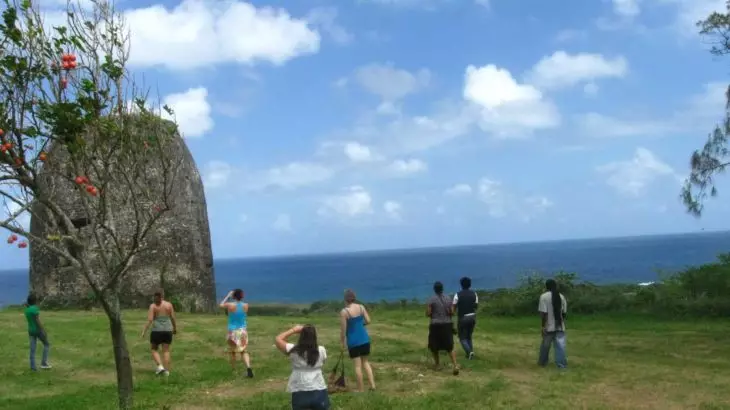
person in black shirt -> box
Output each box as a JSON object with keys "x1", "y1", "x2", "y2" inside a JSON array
[{"x1": 452, "y1": 277, "x2": 478, "y2": 359}]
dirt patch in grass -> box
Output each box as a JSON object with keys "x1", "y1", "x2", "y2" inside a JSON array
[{"x1": 202, "y1": 378, "x2": 283, "y2": 399}]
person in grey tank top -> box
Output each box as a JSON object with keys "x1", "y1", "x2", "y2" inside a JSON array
[{"x1": 141, "y1": 290, "x2": 177, "y2": 376}]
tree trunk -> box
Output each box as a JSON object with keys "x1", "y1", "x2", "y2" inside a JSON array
[{"x1": 107, "y1": 298, "x2": 134, "y2": 409}]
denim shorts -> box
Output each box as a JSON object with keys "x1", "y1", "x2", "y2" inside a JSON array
[{"x1": 291, "y1": 389, "x2": 330, "y2": 410}]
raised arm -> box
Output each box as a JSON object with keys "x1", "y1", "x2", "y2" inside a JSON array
[
  {"x1": 339, "y1": 310, "x2": 348, "y2": 350},
  {"x1": 219, "y1": 290, "x2": 233, "y2": 309},
  {"x1": 141, "y1": 304, "x2": 154, "y2": 337},
  {"x1": 275, "y1": 325, "x2": 303, "y2": 354}
]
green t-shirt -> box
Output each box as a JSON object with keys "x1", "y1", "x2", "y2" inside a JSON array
[{"x1": 24, "y1": 305, "x2": 40, "y2": 334}]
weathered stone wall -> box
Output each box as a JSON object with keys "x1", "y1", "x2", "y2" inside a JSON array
[{"x1": 28, "y1": 123, "x2": 216, "y2": 312}]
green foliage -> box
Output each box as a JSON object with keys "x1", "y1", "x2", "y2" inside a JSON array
[
  {"x1": 681, "y1": 4, "x2": 730, "y2": 216},
  {"x1": 482, "y1": 253, "x2": 730, "y2": 318},
  {"x1": 294, "y1": 254, "x2": 730, "y2": 319}
]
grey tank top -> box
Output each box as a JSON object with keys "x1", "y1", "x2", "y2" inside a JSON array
[{"x1": 152, "y1": 312, "x2": 173, "y2": 332}]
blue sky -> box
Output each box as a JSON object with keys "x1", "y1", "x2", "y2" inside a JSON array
[{"x1": 2, "y1": 0, "x2": 730, "y2": 268}]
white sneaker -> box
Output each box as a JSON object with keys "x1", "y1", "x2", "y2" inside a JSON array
[
  {"x1": 40, "y1": 364, "x2": 52, "y2": 369},
  {"x1": 155, "y1": 366, "x2": 166, "y2": 375}
]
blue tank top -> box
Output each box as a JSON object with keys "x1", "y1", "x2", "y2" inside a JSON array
[
  {"x1": 345, "y1": 305, "x2": 370, "y2": 348},
  {"x1": 227, "y1": 302, "x2": 247, "y2": 331}
]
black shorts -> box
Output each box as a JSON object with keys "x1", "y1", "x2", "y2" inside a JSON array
[
  {"x1": 348, "y1": 343, "x2": 371, "y2": 359},
  {"x1": 428, "y1": 323, "x2": 454, "y2": 352},
  {"x1": 150, "y1": 331, "x2": 173, "y2": 347}
]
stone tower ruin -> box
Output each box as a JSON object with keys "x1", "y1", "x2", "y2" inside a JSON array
[{"x1": 28, "y1": 120, "x2": 216, "y2": 312}]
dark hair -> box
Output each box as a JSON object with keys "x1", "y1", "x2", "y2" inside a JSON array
[
  {"x1": 460, "y1": 277, "x2": 471, "y2": 290},
  {"x1": 154, "y1": 291, "x2": 162, "y2": 298},
  {"x1": 433, "y1": 281, "x2": 444, "y2": 295},
  {"x1": 232, "y1": 289, "x2": 244, "y2": 301},
  {"x1": 344, "y1": 289, "x2": 356, "y2": 304},
  {"x1": 289, "y1": 325, "x2": 320, "y2": 367},
  {"x1": 27, "y1": 294, "x2": 37, "y2": 306},
  {"x1": 545, "y1": 279, "x2": 563, "y2": 328}
]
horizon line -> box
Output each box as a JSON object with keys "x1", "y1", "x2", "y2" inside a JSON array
[{"x1": 1, "y1": 228, "x2": 728, "y2": 273}]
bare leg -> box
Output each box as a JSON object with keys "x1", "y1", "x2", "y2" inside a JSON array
[
  {"x1": 242, "y1": 352, "x2": 251, "y2": 368},
  {"x1": 353, "y1": 357, "x2": 364, "y2": 392},
  {"x1": 431, "y1": 351, "x2": 440, "y2": 369},
  {"x1": 361, "y1": 357, "x2": 376, "y2": 390},
  {"x1": 161, "y1": 344, "x2": 171, "y2": 371},
  {"x1": 227, "y1": 340, "x2": 237, "y2": 370},
  {"x1": 449, "y1": 350, "x2": 459, "y2": 375},
  {"x1": 150, "y1": 345, "x2": 162, "y2": 367}
]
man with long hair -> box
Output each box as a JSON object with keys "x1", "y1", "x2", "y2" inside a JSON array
[
  {"x1": 275, "y1": 324, "x2": 330, "y2": 410},
  {"x1": 219, "y1": 288, "x2": 254, "y2": 378},
  {"x1": 141, "y1": 290, "x2": 177, "y2": 376},
  {"x1": 538, "y1": 279, "x2": 568, "y2": 368}
]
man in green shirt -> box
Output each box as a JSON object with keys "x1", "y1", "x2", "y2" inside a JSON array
[{"x1": 24, "y1": 294, "x2": 51, "y2": 371}]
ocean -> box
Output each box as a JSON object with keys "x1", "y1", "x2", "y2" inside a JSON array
[{"x1": 1, "y1": 231, "x2": 730, "y2": 307}]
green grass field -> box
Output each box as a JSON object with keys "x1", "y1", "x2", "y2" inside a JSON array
[{"x1": 1, "y1": 309, "x2": 729, "y2": 410}]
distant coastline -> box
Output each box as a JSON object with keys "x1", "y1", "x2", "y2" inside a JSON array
[
  {"x1": 2, "y1": 230, "x2": 730, "y2": 308},
  {"x1": 1, "y1": 229, "x2": 727, "y2": 272}
]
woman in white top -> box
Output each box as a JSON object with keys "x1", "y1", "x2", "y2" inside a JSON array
[{"x1": 275, "y1": 324, "x2": 330, "y2": 410}]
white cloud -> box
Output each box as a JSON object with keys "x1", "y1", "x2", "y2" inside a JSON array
[
  {"x1": 272, "y1": 213, "x2": 292, "y2": 232},
  {"x1": 386, "y1": 158, "x2": 428, "y2": 177},
  {"x1": 554, "y1": 29, "x2": 587, "y2": 42},
  {"x1": 478, "y1": 178, "x2": 508, "y2": 218},
  {"x1": 318, "y1": 186, "x2": 374, "y2": 217},
  {"x1": 375, "y1": 101, "x2": 402, "y2": 116},
  {"x1": 464, "y1": 64, "x2": 560, "y2": 137},
  {"x1": 125, "y1": 0, "x2": 320, "y2": 70},
  {"x1": 596, "y1": 147, "x2": 678, "y2": 196},
  {"x1": 583, "y1": 83, "x2": 600, "y2": 96},
  {"x1": 203, "y1": 161, "x2": 233, "y2": 188},
  {"x1": 320, "y1": 61, "x2": 566, "y2": 163},
  {"x1": 333, "y1": 77, "x2": 349, "y2": 88},
  {"x1": 477, "y1": 178, "x2": 553, "y2": 220},
  {"x1": 254, "y1": 162, "x2": 333, "y2": 190},
  {"x1": 306, "y1": 7, "x2": 353, "y2": 45},
  {"x1": 662, "y1": 0, "x2": 725, "y2": 36},
  {"x1": 576, "y1": 81, "x2": 727, "y2": 138},
  {"x1": 445, "y1": 183, "x2": 473, "y2": 196},
  {"x1": 344, "y1": 142, "x2": 378, "y2": 163},
  {"x1": 359, "y1": 0, "x2": 452, "y2": 9},
  {"x1": 613, "y1": 0, "x2": 640, "y2": 17},
  {"x1": 526, "y1": 51, "x2": 628, "y2": 91},
  {"x1": 162, "y1": 87, "x2": 213, "y2": 138},
  {"x1": 383, "y1": 200, "x2": 402, "y2": 220},
  {"x1": 354, "y1": 63, "x2": 431, "y2": 102},
  {"x1": 576, "y1": 112, "x2": 671, "y2": 138}
]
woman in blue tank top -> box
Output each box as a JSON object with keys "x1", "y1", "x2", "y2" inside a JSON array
[
  {"x1": 219, "y1": 288, "x2": 254, "y2": 378},
  {"x1": 339, "y1": 289, "x2": 376, "y2": 392}
]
